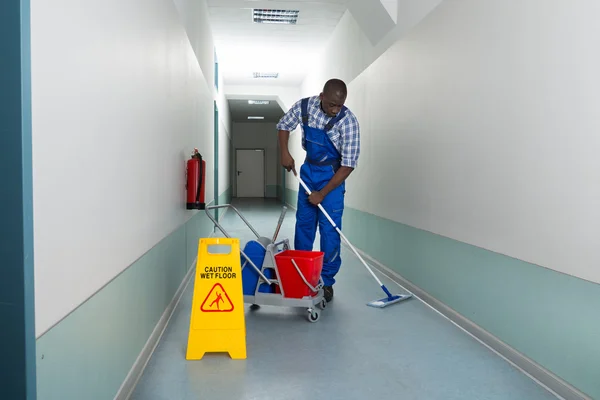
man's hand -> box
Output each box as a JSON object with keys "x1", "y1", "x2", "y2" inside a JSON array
[
  {"x1": 302, "y1": 167, "x2": 354, "y2": 206},
  {"x1": 278, "y1": 130, "x2": 296, "y2": 174},
  {"x1": 281, "y1": 151, "x2": 296, "y2": 174},
  {"x1": 308, "y1": 190, "x2": 324, "y2": 206}
]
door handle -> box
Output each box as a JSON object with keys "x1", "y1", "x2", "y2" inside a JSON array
[{"x1": 237, "y1": 171, "x2": 242, "y2": 176}]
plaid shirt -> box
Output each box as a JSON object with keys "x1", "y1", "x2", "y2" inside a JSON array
[{"x1": 276, "y1": 95, "x2": 361, "y2": 169}]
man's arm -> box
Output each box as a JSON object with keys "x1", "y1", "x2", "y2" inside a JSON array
[
  {"x1": 278, "y1": 129, "x2": 295, "y2": 173},
  {"x1": 321, "y1": 167, "x2": 353, "y2": 196},
  {"x1": 307, "y1": 166, "x2": 354, "y2": 205},
  {"x1": 276, "y1": 100, "x2": 302, "y2": 173}
]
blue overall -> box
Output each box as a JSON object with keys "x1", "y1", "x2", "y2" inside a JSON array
[{"x1": 295, "y1": 98, "x2": 347, "y2": 287}]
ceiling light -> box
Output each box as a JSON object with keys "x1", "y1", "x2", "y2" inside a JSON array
[
  {"x1": 248, "y1": 100, "x2": 270, "y2": 105},
  {"x1": 248, "y1": 116, "x2": 265, "y2": 120},
  {"x1": 253, "y1": 9, "x2": 299, "y2": 25},
  {"x1": 253, "y1": 72, "x2": 279, "y2": 79}
]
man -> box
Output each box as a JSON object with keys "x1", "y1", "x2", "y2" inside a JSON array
[{"x1": 276, "y1": 78, "x2": 360, "y2": 302}]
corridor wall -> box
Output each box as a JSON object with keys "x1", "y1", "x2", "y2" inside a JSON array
[
  {"x1": 218, "y1": 103, "x2": 233, "y2": 208},
  {"x1": 232, "y1": 122, "x2": 281, "y2": 199},
  {"x1": 32, "y1": 0, "x2": 231, "y2": 398},
  {"x1": 286, "y1": 1, "x2": 600, "y2": 399},
  {"x1": 224, "y1": 84, "x2": 301, "y2": 202}
]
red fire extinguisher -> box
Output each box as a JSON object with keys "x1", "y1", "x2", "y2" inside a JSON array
[{"x1": 186, "y1": 148, "x2": 206, "y2": 210}]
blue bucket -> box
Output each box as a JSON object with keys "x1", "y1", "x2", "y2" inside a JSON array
[{"x1": 241, "y1": 240, "x2": 276, "y2": 295}]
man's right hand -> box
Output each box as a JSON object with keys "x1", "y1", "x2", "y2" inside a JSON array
[{"x1": 281, "y1": 151, "x2": 296, "y2": 174}]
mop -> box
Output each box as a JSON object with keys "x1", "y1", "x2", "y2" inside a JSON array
[{"x1": 293, "y1": 172, "x2": 412, "y2": 308}]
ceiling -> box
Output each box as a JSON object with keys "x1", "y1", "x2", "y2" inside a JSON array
[
  {"x1": 207, "y1": 0, "x2": 350, "y2": 86},
  {"x1": 228, "y1": 98, "x2": 285, "y2": 123}
]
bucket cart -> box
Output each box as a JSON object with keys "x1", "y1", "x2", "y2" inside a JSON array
[{"x1": 205, "y1": 204, "x2": 327, "y2": 322}]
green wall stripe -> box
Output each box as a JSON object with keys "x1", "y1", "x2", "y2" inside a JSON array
[
  {"x1": 214, "y1": 101, "x2": 219, "y2": 211},
  {"x1": 217, "y1": 186, "x2": 232, "y2": 218},
  {"x1": 286, "y1": 187, "x2": 599, "y2": 399},
  {"x1": 35, "y1": 196, "x2": 224, "y2": 399},
  {"x1": 266, "y1": 184, "x2": 278, "y2": 198},
  {"x1": 0, "y1": 1, "x2": 37, "y2": 398}
]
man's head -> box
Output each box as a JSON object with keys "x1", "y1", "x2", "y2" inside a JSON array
[{"x1": 319, "y1": 78, "x2": 347, "y2": 117}]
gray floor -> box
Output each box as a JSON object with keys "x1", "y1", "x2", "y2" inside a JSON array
[{"x1": 130, "y1": 198, "x2": 557, "y2": 400}]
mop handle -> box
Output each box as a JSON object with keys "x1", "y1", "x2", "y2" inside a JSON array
[{"x1": 294, "y1": 172, "x2": 385, "y2": 287}]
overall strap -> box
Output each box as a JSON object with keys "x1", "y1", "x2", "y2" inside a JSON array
[
  {"x1": 302, "y1": 97, "x2": 347, "y2": 131},
  {"x1": 325, "y1": 106, "x2": 348, "y2": 132},
  {"x1": 301, "y1": 97, "x2": 309, "y2": 125}
]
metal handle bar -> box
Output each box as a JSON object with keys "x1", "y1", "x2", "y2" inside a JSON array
[
  {"x1": 273, "y1": 239, "x2": 289, "y2": 249},
  {"x1": 240, "y1": 248, "x2": 273, "y2": 285},
  {"x1": 205, "y1": 204, "x2": 261, "y2": 239},
  {"x1": 272, "y1": 206, "x2": 287, "y2": 242},
  {"x1": 291, "y1": 259, "x2": 323, "y2": 293},
  {"x1": 205, "y1": 204, "x2": 274, "y2": 285}
]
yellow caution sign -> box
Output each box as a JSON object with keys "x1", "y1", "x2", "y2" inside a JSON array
[{"x1": 186, "y1": 237, "x2": 247, "y2": 360}]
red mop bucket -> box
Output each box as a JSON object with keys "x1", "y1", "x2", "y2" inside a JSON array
[{"x1": 274, "y1": 250, "x2": 324, "y2": 298}]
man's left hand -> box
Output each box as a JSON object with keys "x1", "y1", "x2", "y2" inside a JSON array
[{"x1": 308, "y1": 190, "x2": 324, "y2": 206}]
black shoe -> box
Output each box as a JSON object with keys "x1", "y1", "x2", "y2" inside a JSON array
[{"x1": 323, "y1": 286, "x2": 334, "y2": 302}]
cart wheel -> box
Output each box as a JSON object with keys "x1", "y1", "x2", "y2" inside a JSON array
[
  {"x1": 250, "y1": 304, "x2": 260, "y2": 311},
  {"x1": 317, "y1": 299, "x2": 327, "y2": 309},
  {"x1": 307, "y1": 308, "x2": 320, "y2": 323}
]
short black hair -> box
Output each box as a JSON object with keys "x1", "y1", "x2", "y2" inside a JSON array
[{"x1": 323, "y1": 78, "x2": 347, "y2": 97}]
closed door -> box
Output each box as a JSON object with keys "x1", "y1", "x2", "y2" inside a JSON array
[{"x1": 236, "y1": 149, "x2": 265, "y2": 197}]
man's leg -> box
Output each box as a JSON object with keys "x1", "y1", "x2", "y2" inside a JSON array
[
  {"x1": 294, "y1": 177, "x2": 318, "y2": 252},
  {"x1": 317, "y1": 185, "x2": 344, "y2": 302}
]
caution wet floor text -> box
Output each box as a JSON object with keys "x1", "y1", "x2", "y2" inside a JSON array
[{"x1": 186, "y1": 237, "x2": 246, "y2": 360}]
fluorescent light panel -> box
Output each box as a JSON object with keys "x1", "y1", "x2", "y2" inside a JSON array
[
  {"x1": 253, "y1": 72, "x2": 278, "y2": 78},
  {"x1": 248, "y1": 100, "x2": 270, "y2": 105},
  {"x1": 253, "y1": 9, "x2": 299, "y2": 25},
  {"x1": 248, "y1": 116, "x2": 264, "y2": 120}
]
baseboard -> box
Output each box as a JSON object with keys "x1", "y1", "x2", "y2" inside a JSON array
[
  {"x1": 243, "y1": 198, "x2": 590, "y2": 399},
  {"x1": 351, "y1": 247, "x2": 591, "y2": 400},
  {"x1": 114, "y1": 208, "x2": 228, "y2": 400},
  {"x1": 113, "y1": 260, "x2": 196, "y2": 400}
]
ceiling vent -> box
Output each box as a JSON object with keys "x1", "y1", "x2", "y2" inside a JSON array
[
  {"x1": 253, "y1": 9, "x2": 299, "y2": 25},
  {"x1": 253, "y1": 72, "x2": 279, "y2": 79}
]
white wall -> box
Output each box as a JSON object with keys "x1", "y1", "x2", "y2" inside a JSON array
[
  {"x1": 231, "y1": 122, "x2": 279, "y2": 197},
  {"x1": 216, "y1": 51, "x2": 232, "y2": 198},
  {"x1": 31, "y1": 0, "x2": 226, "y2": 337},
  {"x1": 302, "y1": 0, "x2": 443, "y2": 95},
  {"x1": 173, "y1": 0, "x2": 215, "y2": 91},
  {"x1": 218, "y1": 109, "x2": 232, "y2": 198},
  {"x1": 287, "y1": 2, "x2": 442, "y2": 195},
  {"x1": 225, "y1": 85, "x2": 301, "y2": 113},
  {"x1": 219, "y1": 118, "x2": 232, "y2": 197},
  {"x1": 175, "y1": 0, "x2": 232, "y2": 202},
  {"x1": 225, "y1": 85, "x2": 299, "y2": 198},
  {"x1": 291, "y1": 0, "x2": 600, "y2": 285}
]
